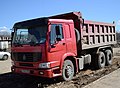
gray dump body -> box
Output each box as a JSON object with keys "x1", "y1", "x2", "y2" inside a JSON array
[{"x1": 81, "y1": 20, "x2": 116, "y2": 50}]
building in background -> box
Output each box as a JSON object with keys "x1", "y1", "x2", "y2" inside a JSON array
[
  {"x1": 0, "y1": 27, "x2": 11, "y2": 42},
  {"x1": 0, "y1": 27, "x2": 11, "y2": 51}
]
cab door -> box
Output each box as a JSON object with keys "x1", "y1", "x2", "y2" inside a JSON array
[{"x1": 48, "y1": 24, "x2": 66, "y2": 62}]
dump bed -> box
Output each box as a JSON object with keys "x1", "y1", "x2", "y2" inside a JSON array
[
  {"x1": 49, "y1": 12, "x2": 116, "y2": 50},
  {"x1": 82, "y1": 20, "x2": 116, "y2": 49}
]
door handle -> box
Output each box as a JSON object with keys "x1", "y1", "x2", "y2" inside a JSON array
[
  {"x1": 51, "y1": 44, "x2": 56, "y2": 48},
  {"x1": 62, "y1": 43, "x2": 65, "y2": 45}
]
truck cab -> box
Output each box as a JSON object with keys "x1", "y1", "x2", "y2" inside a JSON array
[{"x1": 11, "y1": 18, "x2": 77, "y2": 78}]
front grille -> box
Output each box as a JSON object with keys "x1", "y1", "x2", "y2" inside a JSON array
[
  {"x1": 12, "y1": 52, "x2": 42, "y2": 62},
  {"x1": 19, "y1": 63, "x2": 33, "y2": 67}
]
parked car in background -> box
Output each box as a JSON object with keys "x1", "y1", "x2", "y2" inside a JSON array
[{"x1": 0, "y1": 52, "x2": 10, "y2": 60}]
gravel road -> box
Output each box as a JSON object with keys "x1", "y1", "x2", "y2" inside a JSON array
[{"x1": 0, "y1": 58, "x2": 11, "y2": 74}]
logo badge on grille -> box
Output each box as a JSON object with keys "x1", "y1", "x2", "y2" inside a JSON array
[{"x1": 23, "y1": 54, "x2": 26, "y2": 61}]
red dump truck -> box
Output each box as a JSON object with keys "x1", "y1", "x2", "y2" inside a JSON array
[{"x1": 11, "y1": 12, "x2": 116, "y2": 81}]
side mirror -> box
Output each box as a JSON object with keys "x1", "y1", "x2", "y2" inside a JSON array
[
  {"x1": 10, "y1": 28, "x2": 14, "y2": 31},
  {"x1": 55, "y1": 26, "x2": 61, "y2": 35}
]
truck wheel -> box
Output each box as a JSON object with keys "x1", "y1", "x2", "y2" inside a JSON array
[
  {"x1": 62, "y1": 60, "x2": 74, "y2": 81},
  {"x1": 105, "y1": 50, "x2": 112, "y2": 65},
  {"x1": 95, "y1": 51, "x2": 106, "y2": 69},
  {"x1": 2, "y1": 55, "x2": 8, "y2": 60}
]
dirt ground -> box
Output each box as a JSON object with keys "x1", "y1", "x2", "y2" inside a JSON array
[
  {"x1": 0, "y1": 58, "x2": 11, "y2": 74},
  {"x1": 0, "y1": 48, "x2": 120, "y2": 88}
]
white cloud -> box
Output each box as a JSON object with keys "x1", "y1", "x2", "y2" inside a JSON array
[
  {"x1": 0, "y1": 26, "x2": 7, "y2": 29},
  {"x1": 0, "y1": 26, "x2": 7, "y2": 32},
  {"x1": 118, "y1": 20, "x2": 120, "y2": 25}
]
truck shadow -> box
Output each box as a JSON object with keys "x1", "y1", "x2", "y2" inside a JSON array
[{"x1": 0, "y1": 72, "x2": 62, "y2": 88}]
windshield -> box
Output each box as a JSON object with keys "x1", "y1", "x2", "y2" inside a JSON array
[{"x1": 12, "y1": 26, "x2": 47, "y2": 45}]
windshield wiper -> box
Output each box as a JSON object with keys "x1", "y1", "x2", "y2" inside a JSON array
[
  {"x1": 13, "y1": 42, "x2": 23, "y2": 47},
  {"x1": 29, "y1": 41, "x2": 40, "y2": 46}
]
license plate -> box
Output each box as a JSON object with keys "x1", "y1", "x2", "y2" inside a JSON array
[{"x1": 21, "y1": 69, "x2": 30, "y2": 74}]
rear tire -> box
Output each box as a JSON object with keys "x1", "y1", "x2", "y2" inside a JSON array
[
  {"x1": 94, "y1": 51, "x2": 106, "y2": 69},
  {"x1": 62, "y1": 60, "x2": 74, "y2": 81},
  {"x1": 105, "y1": 50, "x2": 112, "y2": 65}
]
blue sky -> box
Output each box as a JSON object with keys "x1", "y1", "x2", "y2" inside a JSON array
[{"x1": 0, "y1": 0, "x2": 120, "y2": 32}]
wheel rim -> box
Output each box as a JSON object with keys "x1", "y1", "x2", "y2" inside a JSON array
[
  {"x1": 62, "y1": 60, "x2": 74, "y2": 81},
  {"x1": 100, "y1": 56, "x2": 104, "y2": 64},
  {"x1": 98, "y1": 52, "x2": 105, "y2": 68},
  {"x1": 65, "y1": 65, "x2": 73, "y2": 78},
  {"x1": 108, "y1": 54, "x2": 112, "y2": 61},
  {"x1": 106, "y1": 50, "x2": 112, "y2": 65}
]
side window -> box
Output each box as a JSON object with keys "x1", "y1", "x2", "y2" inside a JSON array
[
  {"x1": 56, "y1": 24, "x2": 64, "y2": 39},
  {"x1": 50, "y1": 24, "x2": 64, "y2": 44}
]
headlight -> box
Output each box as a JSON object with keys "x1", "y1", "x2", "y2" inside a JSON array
[{"x1": 39, "y1": 62, "x2": 50, "y2": 68}]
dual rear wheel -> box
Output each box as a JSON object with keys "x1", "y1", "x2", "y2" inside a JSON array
[{"x1": 94, "y1": 50, "x2": 112, "y2": 69}]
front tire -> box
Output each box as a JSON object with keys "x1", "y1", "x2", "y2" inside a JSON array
[{"x1": 62, "y1": 60, "x2": 74, "y2": 81}]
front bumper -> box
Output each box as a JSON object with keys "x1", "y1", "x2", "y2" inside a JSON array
[{"x1": 11, "y1": 66, "x2": 61, "y2": 78}]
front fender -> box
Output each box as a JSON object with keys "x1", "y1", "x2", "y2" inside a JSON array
[{"x1": 60, "y1": 52, "x2": 76, "y2": 70}]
